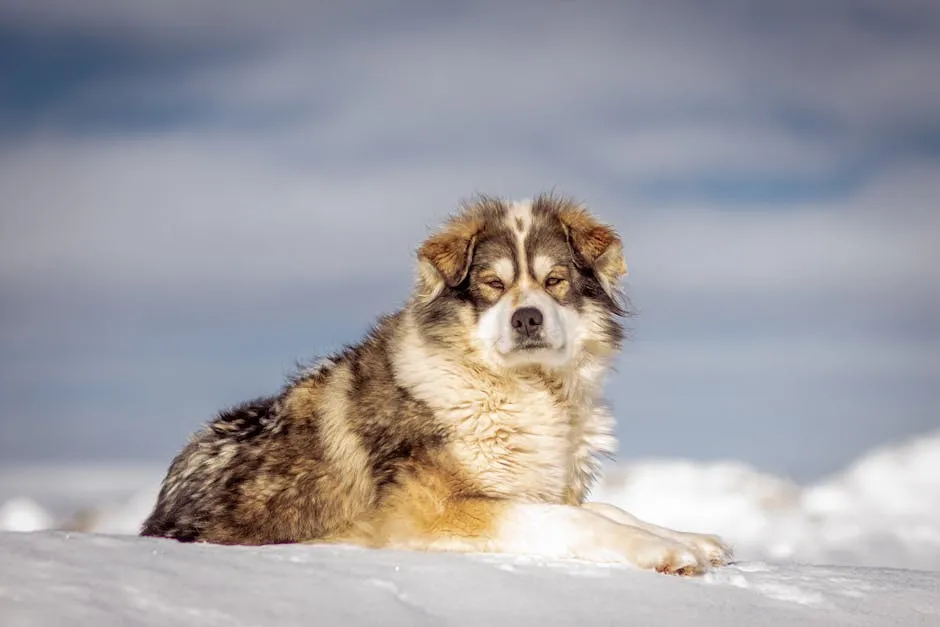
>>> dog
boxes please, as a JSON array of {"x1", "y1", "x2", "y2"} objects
[{"x1": 141, "y1": 193, "x2": 732, "y2": 575}]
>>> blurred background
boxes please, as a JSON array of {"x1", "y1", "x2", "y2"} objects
[{"x1": 0, "y1": 0, "x2": 938, "y2": 568}]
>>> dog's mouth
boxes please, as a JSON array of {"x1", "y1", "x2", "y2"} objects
[
  {"x1": 511, "y1": 340, "x2": 556, "y2": 353},
  {"x1": 498, "y1": 339, "x2": 571, "y2": 369}
]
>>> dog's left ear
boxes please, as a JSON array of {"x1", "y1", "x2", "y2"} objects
[
  {"x1": 416, "y1": 215, "x2": 485, "y2": 300},
  {"x1": 558, "y1": 206, "x2": 628, "y2": 303}
]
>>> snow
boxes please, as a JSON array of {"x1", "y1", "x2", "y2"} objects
[
  {"x1": 0, "y1": 463, "x2": 161, "y2": 527},
  {"x1": 0, "y1": 498, "x2": 53, "y2": 532},
  {"x1": 2, "y1": 530, "x2": 939, "y2": 626},
  {"x1": 1, "y1": 432, "x2": 939, "y2": 626},
  {"x1": 593, "y1": 429, "x2": 940, "y2": 571}
]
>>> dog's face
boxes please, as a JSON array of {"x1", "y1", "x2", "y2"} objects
[{"x1": 414, "y1": 195, "x2": 628, "y2": 371}]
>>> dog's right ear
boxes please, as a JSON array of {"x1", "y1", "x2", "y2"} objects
[{"x1": 416, "y1": 215, "x2": 484, "y2": 300}]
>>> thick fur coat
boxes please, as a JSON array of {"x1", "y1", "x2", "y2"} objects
[{"x1": 141, "y1": 194, "x2": 732, "y2": 575}]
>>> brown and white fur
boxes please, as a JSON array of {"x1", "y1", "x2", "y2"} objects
[{"x1": 141, "y1": 193, "x2": 732, "y2": 575}]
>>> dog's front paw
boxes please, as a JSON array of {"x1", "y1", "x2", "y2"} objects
[
  {"x1": 674, "y1": 532, "x2": 734, "y2": 567},
  {"x1": 629, "y1": 535, "x2": 708, "y2": 576}
]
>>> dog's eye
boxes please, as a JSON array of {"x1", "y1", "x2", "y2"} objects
[
  {"x1": 545, "y1": 276, "x2": 565, "y2": 288},
  {"x1": 484, "y1": 279, "x2": 505, "y2": 291}
]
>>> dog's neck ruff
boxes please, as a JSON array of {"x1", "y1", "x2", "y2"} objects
[{"x1": 392, "y1": 310, "x2": 617, "y2": 503}]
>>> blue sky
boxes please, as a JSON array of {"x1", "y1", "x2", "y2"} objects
[{"x1": 1, "y1": 0, "x2": 938, "y2": 481}]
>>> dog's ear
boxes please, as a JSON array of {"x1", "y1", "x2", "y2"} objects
[
  {"x1": 558, "y1": 205, "x2": 628, "y2": 302},
  {"x1": 416, "y1": 215, "x2": 485, "y2": 299}
]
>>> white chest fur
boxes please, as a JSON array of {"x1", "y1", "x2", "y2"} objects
[
  {"x1": 446, "y1": 378, "x2": 615, "y2": 502},
  {"x1": 393, "y1": 321, "x2": 617, "y2": 503}
]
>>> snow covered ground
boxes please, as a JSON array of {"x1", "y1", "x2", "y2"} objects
[
  {"x1": 1, "y1": 430, "x2": 938, "y2": 625},
  {"x1": 2, "y1": 530, "x2": 939, "y2": 627}
]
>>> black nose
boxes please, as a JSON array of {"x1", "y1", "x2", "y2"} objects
[{"x1": 511, "y1": 307, "x2": 544, "y2": 338}]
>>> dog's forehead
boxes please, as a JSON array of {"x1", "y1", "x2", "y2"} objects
[
  {"x1": 469, "y1": 230, "x2": 515, "y2": 281},
  {"x1": 471, "y1": 202, "x2": 572, "y2": 278},
  {"x1": 524, "y1": 224, "x2": 569, "y2": 260},
  {"x1": 473, "y1": 232, "x2": 515, "y2": 266},
  {"x1": 459, "y1": 196, "x2": 580, "y2": 277}
]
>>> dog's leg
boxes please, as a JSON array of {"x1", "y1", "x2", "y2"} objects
[
  {"x1": 582, "y1": 501, "x2": 733, "y2": 566},
  {"x1": 339, "y1": 496, "x2": 711, "y2": 575},
  {"x1": 491, "y1": 501, "x2": 712, "y2": 574}
]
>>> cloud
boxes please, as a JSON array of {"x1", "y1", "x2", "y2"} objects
[
  {"x1": 0, "y1": 0, "x2": 937, "y2": 475},
  {"x1": 625, "y1": 169, "x2": 940, "y2": 298},
  {"x1": 2, "y1": 130, "x2": 936, "y2": 307}
]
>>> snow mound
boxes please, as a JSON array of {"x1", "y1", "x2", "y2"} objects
[
  {"x1": 2, "y1": 530, "x2": 939, "y2": 627},
  {"x1": 593, "y1": 459, "x2": 801, "y2": 546},
  {"x1": 0, "y1": 497, "x2": 54, "y2": 532},
  {"x1": 795, "y1": 429, "x2": 940, "y2": 569},
  {"x1": 0, "y1": 463, "x2": 162, "y2": 527},
  {"x1": 595, "y1": 430, "x2": 940, "y2": 570},
  {"x1": 807, "y1": 429, "x2": 940, "y2": 519}
]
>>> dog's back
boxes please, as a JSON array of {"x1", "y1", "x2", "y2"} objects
[{"x1": 141, "y1": 314, "x2": 446, "y2": 545}]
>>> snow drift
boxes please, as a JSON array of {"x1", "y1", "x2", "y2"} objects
[{"x1": 594, "y1": 429, "x2": 940, "y2": 571}]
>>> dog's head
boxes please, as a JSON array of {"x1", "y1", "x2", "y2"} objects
[{"x1": 413, "y1": 194, "x2": 628, "y2": 371}]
